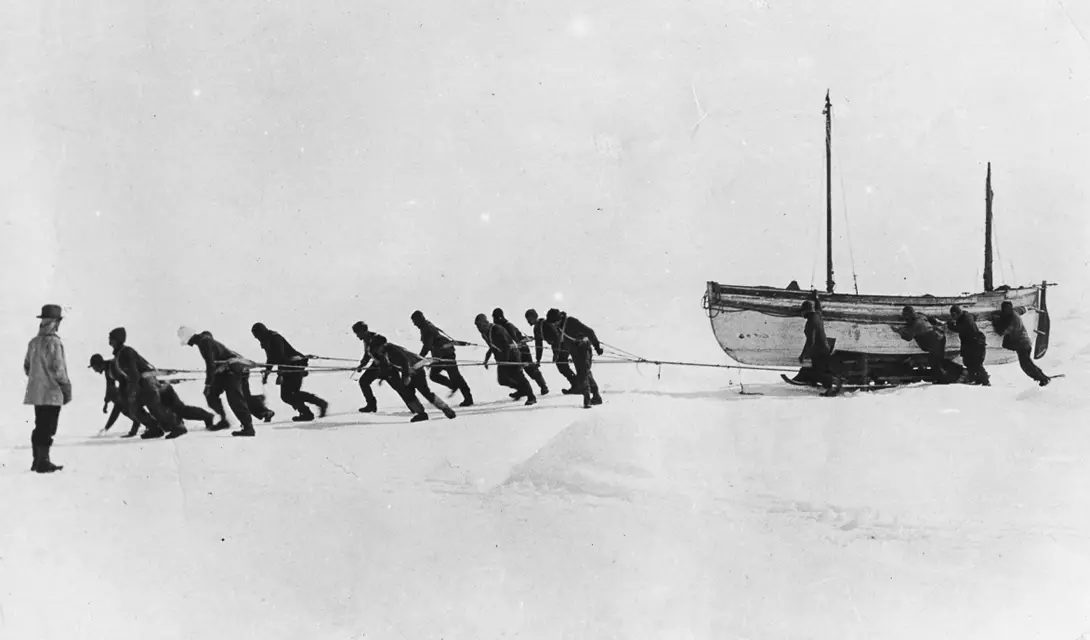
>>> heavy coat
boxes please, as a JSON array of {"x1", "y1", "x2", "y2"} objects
[
  {"x1": 995, "y1": 311, "x2": 1034, "y2": 352},
  {"x1": 802, "y1": 311, "x2": 832, "y2": 358},
  {"x1": 188, "y1": 331, "x2": 255, "y2": 384},
  {"x1": 24, "y1": 320, "x2": 72, "y2": 406}
]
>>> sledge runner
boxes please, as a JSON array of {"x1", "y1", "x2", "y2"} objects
[
  {"x1": 946, "y1": 305, "x2": 991, "y2": 386},
  {"x1": 352, "y1": 321, "x2": 385, "y2": 413},
  {"x1": 367, "y1": 334, "x2": 457, "y2": 423},
  {"x1": 474, "y1": 313, "x2": 537, "y2": 406},
  {"x1": 110, "y1": 327, "x2": 187, "y2": 440},
  {"x1": 179, "y1": 326, "x2": 273, "y2": 437},
  {"x1": 992, "y1": 301, "x2": 1053, "y2": 386},
  {"x1": 251, "y1": 322, "x2": 329, "y2": 422},
  {"x1": 492, "y1": 308, "x2": 548, "y2": 396},
  {"x1": 525, "y1": 308, "x2": 577, "y2": 394},
  {"x1": 798, "y1": 297, "x2": 840, "y2": 396},
  {"x1": 411, "y1": 310, "x2": 474, "y2": 407},
  {"x1": 892, "y1": 306, "x2": 954, "y2": 383},
  {"x1": 545, "y1": 308, "x2": 604, "y2": 408}
]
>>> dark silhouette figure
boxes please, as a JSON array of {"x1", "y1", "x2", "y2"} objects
[
  {"x1": 525, "y1": 308, "x2": 577, "y2": 393},
  {"x1": 992, "y1": 301, "x2": 1051, "y2": 386},
  {"x1": 352, "y1": 321, "x2": 384, "y2": 413},
  {"x1": 251, "y1": 322, "x2": 329, "y2": 422},
  {"x1": 545, "y1": 308, "x2": 604, "y2": 408},
  {"x1": 368, "y1": 334, "x2": 457, "y2": 423},
  {"x1": 493, "y1": 308, "x2": 548, "y2": 395},
  {"x1": 475, "y1": 313, "x2": 536, "y2": 406},
  {"x1": 799, "y1": 297, "x2": 839, "y2": 396},
  {"x1": 411, "y1": 310, "x2": 473, "y2": 407},
  {"x1": 946, "y1": 305, "x2": 991, "y2": 386}
]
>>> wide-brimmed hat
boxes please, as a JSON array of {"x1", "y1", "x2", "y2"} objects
[{"x1": 36, "y1": 304, "x2": 63, "y2": 319}]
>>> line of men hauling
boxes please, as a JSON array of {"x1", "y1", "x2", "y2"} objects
[
  {"x1": 799, "y1": 292, "x2": 1054, "y2": 396},
  {"x1": 83, "y1": 307, "x2": 604, "y2": 443}
]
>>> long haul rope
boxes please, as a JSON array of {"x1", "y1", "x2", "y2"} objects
[{"x1": 154, "y1": 340, "x2": 795, "y2": 385}]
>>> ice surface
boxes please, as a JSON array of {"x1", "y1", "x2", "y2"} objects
[{"x1": 2, "y1": 319, "x2": 1090, "y2": 639}]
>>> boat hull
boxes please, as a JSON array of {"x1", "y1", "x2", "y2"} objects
[{"x1": 703, "y1": 282, "x2": 1043, "y2": 368}]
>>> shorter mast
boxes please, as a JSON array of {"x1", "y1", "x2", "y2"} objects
[{"x1": 984, "y1": 162, "x2": 994, "y2": 292}]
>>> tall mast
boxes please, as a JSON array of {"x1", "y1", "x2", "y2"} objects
[
  {"x1": 984, "y1": 162, "x2": 994, "y2": 292},
  {"x1": 824, "y1": 90, "x2": 835, "y2": 294}
]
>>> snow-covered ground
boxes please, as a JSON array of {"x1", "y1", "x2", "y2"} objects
[{"x1": 3, "y1": 314, "x2": 1089, "y2": 640}]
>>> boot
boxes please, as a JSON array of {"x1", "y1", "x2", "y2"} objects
[
  {"x1": 141, "y1": 426, "x2": 165, "y2": 439},
  {"x1": 30, "y1": 444, "x2": 40, "y2": 472},
  {"x1": 524, "y1": 394, "x2": 537, "y2": 406},
  {"x1": 459, "y1": 396, "x2": 474, "y2": 407},
  {"x1": 165, "y1": 424, "x2": 188, "y2": 439},
  {"x1": 317, "y1": 400, "x2": 329, "y2": 418},
  {"x1": 36, "y1": 445, "x2": 63, "y2": 473},
  {"x1": 207, "y1": 418, "x2": 231, "y2": 432},
  {"x1": 561, "y1": 388, "x2": 577, "y2": 395},
  {"x1": 231, "y1": 426, "x2": 256, "y2": 437},
  {"x1": 203, "y1": 415, "x2": 215, "y2": 430},
  {"x1": 262, "y1": 410, "x2": 275, "y2": 423},
  {"x1": 410, "y1": 413, "x2": 429, "y2": 423},
  {"x1": 292, "y1": 413, "x2": 315, "y2": 423},
  {"x1": 359, "y1": 404, "x2": 377, "y2": 413},
  {"x1": 590, "y1": 393, "x2": 603, "y2": 406}
]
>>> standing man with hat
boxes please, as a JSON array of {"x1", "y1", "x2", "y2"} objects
[{"x1": 23, "y1": 304, "x2": 71, "y2": 473}]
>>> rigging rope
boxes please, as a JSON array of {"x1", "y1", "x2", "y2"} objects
[
  {"x1": 831, "y1": 109, "x2": 861, "y2": 294},
  {"x1": 993, "y1": 203, "x2": 1007, "y2": 285}
]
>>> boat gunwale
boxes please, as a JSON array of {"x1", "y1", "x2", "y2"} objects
[{"x1": 706, "y1": 281, "x2": 1041, "y2": 307}]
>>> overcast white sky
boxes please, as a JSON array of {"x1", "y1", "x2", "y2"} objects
[{"x1": 2, "y1": 0, "x2": 1088, "y2": 403}]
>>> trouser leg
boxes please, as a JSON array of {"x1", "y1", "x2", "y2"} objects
[
  {"x1": 1017, "y1": 348, "x2": 1049, "y2": 383},
  {"x1": 32, "y1": 405, "x2": 62, "y2": 472},
  {"x1": 139, "y1": 379, "x2": 184, "y2": 434},
  {"x1": 32, "y1": 405, "x2": 61, "y2": 447},
  {"x1": 280, "y1": 372, "x2": 313, "y2": 417},
  {"x1": 222, "y1": 374, "x2": 254, "y2": 426},
  {"x1": 427, "y1": 350, "x2": 458, "y2": 390},
  {"x1": 390, "y1": 375, "x2": 427, "y2": 416},
  {"x1": 358, "y1": 368, "x2": 379, "y2": 409},
  {"x1": 554, "y1": 351, "x2": 577, "y2": 387},
  {"x1": 412, "y1": 370, "x2": 456, "y2": 417},
  {"x1": 444, "y1": 362, "x2": 473, "y2": 403},
  {"x1": 572, "y1": 342, "x2": 594, "y2": 407},
  {"x1": 811, "y1": 352, "x2": 834, "y2": 390}
]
